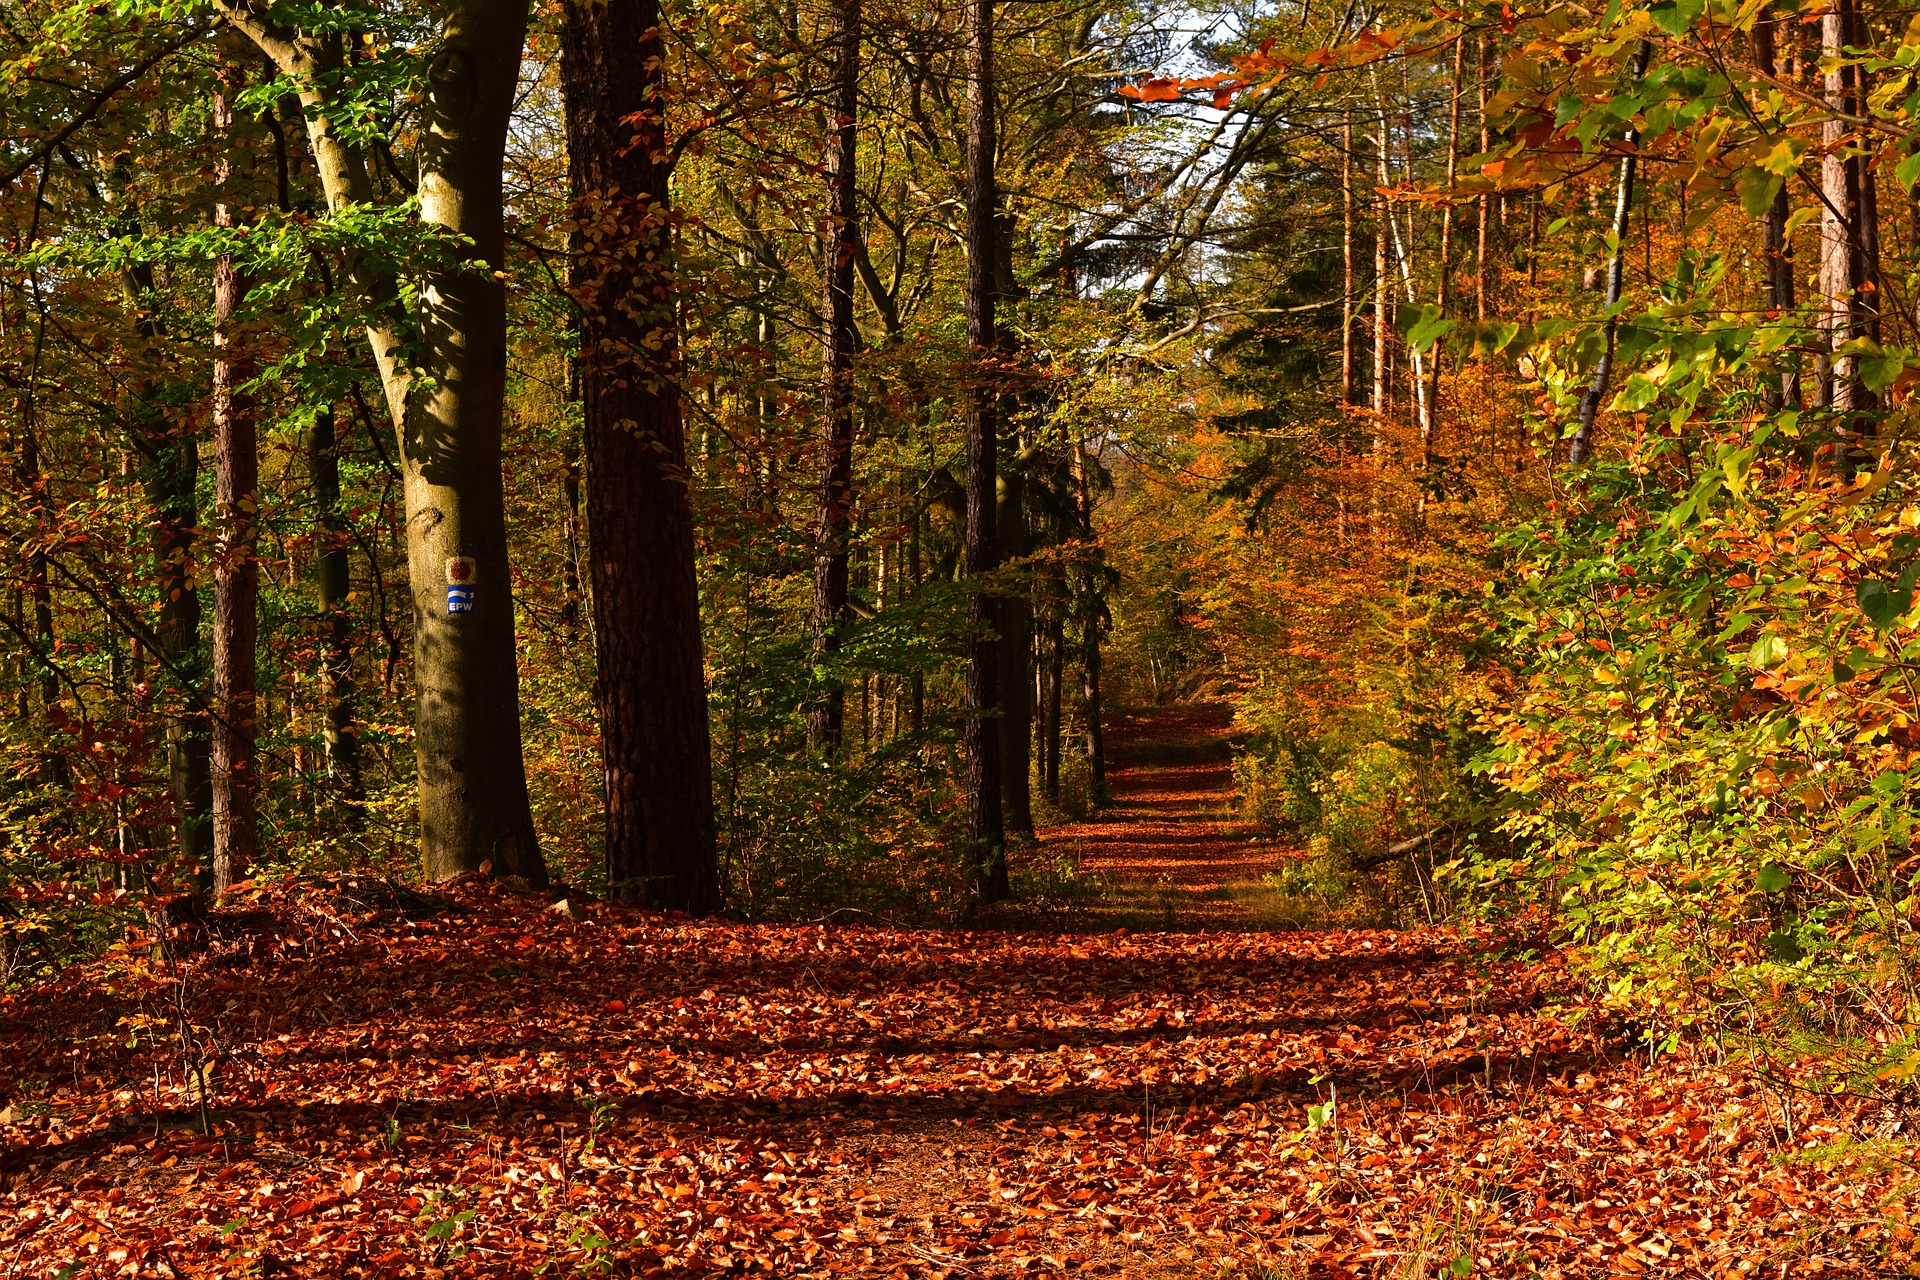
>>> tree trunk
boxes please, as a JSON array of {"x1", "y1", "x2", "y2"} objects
[
  {"x1": 997, "y1": 465, "x2": 1032, "y2": 837},
  {"x1": 122, "y1": 255, "x2": 213, "y2": 886},
  {"x1": 1421, "y1": 35, "x2": 1464, "y2": 463},
  {"x1": 1476, "y1": 37, "x2": 1492, "y2": 322},
  {"x1": 308, "y1": 404, "x2": 361, "y2": 804},
  {"x1": 561, "y1": 416, "x2": 584, "y2": 644},
  {"x1": 1070, "y1": 441, "x2": 1104, "y2": 797},
  {"x1": 211, "y1": 70, "x2": 257, "y2": 892},
  {"x1": 964, "y1": 0, "x2": 1007, "y2": 899},
  {"x1": 1571, "y1": 41, "x2": 1651, "y2": 465},
  {"x1": 1341, "y1": 111, "x2": 1355, "y2": 408},
  {"x1": 909, "y1": 510, "x2": 925, "y2": 731},
  {"x1": 1820, "y1": 0, "x2": 1872, "y2": 417},
  {"x1": 220, "y1": 0, "x2": 547, "y2": 885},
  {"x1": 1371, "y1": 113, "x2": 1389, "y2": 535},
  {"x1": 1043, "y1": 481, "x2": 1065, "y2": 801},
  {"x1": 562, "y1": 0, "x2": 719, "y2": 912},
  {"x1": 807, "y1": 0, "x2": 861, "y2": 751},
  {"x1": 15, "y1": 431, "x2": 65, "y2": 788},
  {"x1": 1752, "y1": 12, "x2": 1800, "y2": 411}
]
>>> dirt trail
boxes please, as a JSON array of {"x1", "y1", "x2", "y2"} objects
[
  {"x1": 0, "y1": 709, "x2": 1895, "y2": 1277},
  {"x1": 1040, "y1": 702, "x2": 1273, "y2": 928}
]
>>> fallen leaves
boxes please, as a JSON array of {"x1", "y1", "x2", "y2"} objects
[{"x1": 0, "y1": 890, "x2": 1905, "y2": 1277}]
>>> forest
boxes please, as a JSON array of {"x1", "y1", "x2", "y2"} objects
[{"x1": 3, "y1": 0, "x2": 1920, "y2": 1272}]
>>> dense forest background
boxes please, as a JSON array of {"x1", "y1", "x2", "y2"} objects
[{"x1": 4, "y1": 0, "x2": 1920, "y2": 1094}]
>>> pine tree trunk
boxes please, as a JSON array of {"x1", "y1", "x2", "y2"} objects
[
  {"x1": 562, "y1": 0, "x2": 719, "y2": 912},
  {"x1": 211, "y1": 70, "x2": 257, "y2": 892},
  {"x1": 964, "y1": 0, "x2": 1007, "y2": 899},
  {"x1": 308, "y1": 404, "x2": 361, "y2": 805},
  {"x1": 808, "y1": 0, "x2": 861, "y2": 751},
  {"x1": 220, "y1": 0, "x2": 548, "y2": 885}
]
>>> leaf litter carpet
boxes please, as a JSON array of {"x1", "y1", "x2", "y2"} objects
[{"x1": 1, "y1": 706, "x2": 1911, "y2": 1277}]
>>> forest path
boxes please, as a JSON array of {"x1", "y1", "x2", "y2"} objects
[
  {"x1": 1, "y1": 723, "x2": 1886, "y2": 1277},
  {"x1": 1035, "y1": 701, "x2": 1274, "y2": 929}
]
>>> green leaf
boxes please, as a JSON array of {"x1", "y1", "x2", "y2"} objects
[
  {"x1": 1859, "y1": 579, "x2": 1913, "y2": 629},
  {"x1": 1759, "y1": 137, "x2": 1807, "y2": 178},
  {"x1": 1748, "y1": 633, "x2": 1790, "y2": 668},
  {"x1": 1843, "y1": 339, "x2": 1913, "y2": 393},
  {"x1": 1899, "y1": 149, "x2": 1920, "y2": 192},
  {"x1": 1757, "y1": 864, "x2": 1791, "y2": 893},
  {"x1": 1649, "y1": 0, "x2": 1705, "y2": 35},
  {"x1": 1735, "y1": 167, "x2": 1782, "y2": 218}
]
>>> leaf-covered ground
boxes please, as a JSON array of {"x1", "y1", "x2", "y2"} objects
[{"x1": 1, "y1": 707, "x2": 1911, "y2": 1277}]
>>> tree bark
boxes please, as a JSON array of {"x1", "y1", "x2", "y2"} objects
[
  {"x1": 1476, "y1": 37, "x2": 1492, "y2": 322},
  {"x1": 997, "y1": 465, "x2": 1032, "y2": 837},
  {"x1": 308, "y1": 404, "x2": 361, "y2": 804},
  {"x1": 1371, "y1": 111, "x2": 1389, "y2": 535},
  {"x1": 1571, "y1": 41, "x2": 1651, "y2": 465},
  {"x1": 119, "y1": 238, "x2": 212, "y2": 885},
  {"x1": 1819, "y1": 0, "x2": 1872, "y2": 416},
  {"x1": 561, "y1": 358, "x2": 584, "y2": 645},
  {"x1": 1070, "y1": 440, "x2": 1104, "y2": 797},
  {"x1": 562, "y1": 0, "x2": 719, "y2": 912},
  {"x1": 218, "y1": 0, "x2": 547, "y2": 885},
  {"x1": 964, "y1": 0, "x2": 1007, "y2": 899},
  {"x1": 1752, "y1": 11, "x2": 1800, "y2": 411},
  {"x1": 211, "y1": 68, "x2": 257, "y2": 892},
  {"x1": 802, "y1": 0, "x2": 864, "y2": 752},
  {"x1": 15, "y1": 431, "x2": 65, "y2": 788},
  {"x1": 1341, "y1": 111, "x2": 1355, "y2": 408},
  {"x1": 807, "y1": 0, "x2": 862, "y2": 752},
  {"x1": 1421, "y1": 35, "x2": 1465, "y2": 462}
]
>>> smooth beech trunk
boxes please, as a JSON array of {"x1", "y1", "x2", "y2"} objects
[
  {"x1": 211, "y1": 70, "x2": 257, "y2": 891},
  {"x1": 220, "y1": 0, "x2": 546, "y2": 883},
  {"x1": 562, "y1": 0, "x2": 719, "y2": 912},
  {"x1": 808, "y1": 0, "x2": 861, "y2": 751},
  {"x1": 964, "y1": 0, "x2": 1007, "y2": 899}
]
